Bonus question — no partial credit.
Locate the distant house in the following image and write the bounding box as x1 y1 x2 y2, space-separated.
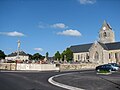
70 21 120 64
5 51 29 61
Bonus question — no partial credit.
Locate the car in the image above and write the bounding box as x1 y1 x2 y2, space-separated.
95 64 118 72
108 63 120 68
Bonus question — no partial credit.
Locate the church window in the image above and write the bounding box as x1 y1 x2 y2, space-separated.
94 51 99 60
109 53 111 59
115 53 117 59
78 55 80 60
86 53 89 59
103 32 107 37
81 54 83 60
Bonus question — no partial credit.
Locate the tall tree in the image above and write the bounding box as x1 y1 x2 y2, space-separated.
54 51 61 61
65 48 73 62
61 50 66 61
46 52 49 59
0 50 6 59
62 48 73 62
32 53 42 60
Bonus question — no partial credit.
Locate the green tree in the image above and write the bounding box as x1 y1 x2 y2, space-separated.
32 53 42 60
0 50 6 59
65 48 73 62
46 52 49 59
54 51 61 61
61 50 66 61
61 48 73 62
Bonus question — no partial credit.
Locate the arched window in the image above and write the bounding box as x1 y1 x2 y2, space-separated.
94 52 99 60
86 53 89 59
115 53 117 59
103 32 107 37
109 53 111 59
78 55 80 60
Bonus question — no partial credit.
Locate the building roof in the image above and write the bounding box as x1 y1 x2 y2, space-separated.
70 42 120 53
70 43 93 53
105 42 120 50
7 51 28 57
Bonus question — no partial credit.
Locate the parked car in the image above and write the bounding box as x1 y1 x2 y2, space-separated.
108 63 120 68
95 64 119 72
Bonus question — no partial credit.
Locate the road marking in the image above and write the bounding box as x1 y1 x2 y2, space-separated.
48 72 85 90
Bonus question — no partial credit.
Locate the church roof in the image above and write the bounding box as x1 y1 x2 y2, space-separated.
70 43 93 53
105 42 120 50
98 42 108 50
70 42 120 53
7 51 28 57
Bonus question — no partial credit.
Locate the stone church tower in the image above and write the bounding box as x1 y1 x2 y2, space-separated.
99 20 115 43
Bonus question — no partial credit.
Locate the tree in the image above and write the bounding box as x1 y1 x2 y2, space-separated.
32 53 42 60
65 48 73 62
46 52 49 59
54 51 61 61
61 48 73 62
61 50 66 61
0 50 6 59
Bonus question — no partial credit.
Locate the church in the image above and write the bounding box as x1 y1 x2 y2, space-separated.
70 21 120 64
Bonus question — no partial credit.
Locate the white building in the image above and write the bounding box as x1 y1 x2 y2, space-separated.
5 51 29 61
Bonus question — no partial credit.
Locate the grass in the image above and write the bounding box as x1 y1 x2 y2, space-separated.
98 70 110 73
97 70 111 75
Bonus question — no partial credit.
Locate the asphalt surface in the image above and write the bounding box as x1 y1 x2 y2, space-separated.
54 71 120 90
0 71 67 90
0 70 120 90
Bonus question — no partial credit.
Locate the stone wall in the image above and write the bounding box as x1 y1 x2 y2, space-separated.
0 63 16 70
59 63 99 71
0 63 99 71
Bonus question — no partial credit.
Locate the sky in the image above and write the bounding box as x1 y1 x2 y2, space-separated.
0 0 120 56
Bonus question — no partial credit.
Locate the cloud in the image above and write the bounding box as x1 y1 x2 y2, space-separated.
51 23 68 29
57 29 81 37
38 22 49 29
34 48 43 52
38 22 68 29
78 0 96 4
0 31 25 37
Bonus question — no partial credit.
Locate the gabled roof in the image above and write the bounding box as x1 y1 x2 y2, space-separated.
70 42 120 53
98 42 108 50
105 42 120 50
8 51 28 57
70 43 93 53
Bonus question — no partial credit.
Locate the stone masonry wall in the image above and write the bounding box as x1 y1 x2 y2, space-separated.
59 63 100 71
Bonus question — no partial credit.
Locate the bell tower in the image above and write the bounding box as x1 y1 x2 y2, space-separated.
99 20 115 43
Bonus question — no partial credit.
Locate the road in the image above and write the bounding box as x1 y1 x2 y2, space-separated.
0 71 66 90
53 71 120 90
0 70 120 90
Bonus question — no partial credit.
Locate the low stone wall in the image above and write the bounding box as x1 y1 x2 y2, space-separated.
0 63 99 71
59 63 99 71
0 63 16 70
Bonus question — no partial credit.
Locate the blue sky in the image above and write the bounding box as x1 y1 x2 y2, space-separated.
0 0 120 56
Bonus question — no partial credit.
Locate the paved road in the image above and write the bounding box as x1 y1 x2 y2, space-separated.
0 71 66 90
0 70 120 90
54 71 120 90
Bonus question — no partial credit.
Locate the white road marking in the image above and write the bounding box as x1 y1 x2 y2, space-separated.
48 72 87 90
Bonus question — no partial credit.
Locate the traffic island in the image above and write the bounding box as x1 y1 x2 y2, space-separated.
96 70 112 75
